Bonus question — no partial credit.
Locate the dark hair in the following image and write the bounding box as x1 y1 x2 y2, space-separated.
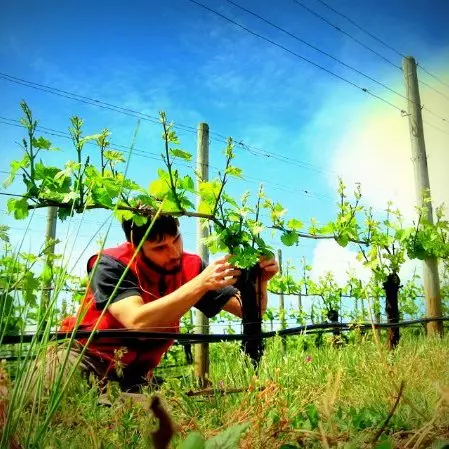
121 215 179 246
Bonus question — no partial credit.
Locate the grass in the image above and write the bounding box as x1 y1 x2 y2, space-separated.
2 330 449 448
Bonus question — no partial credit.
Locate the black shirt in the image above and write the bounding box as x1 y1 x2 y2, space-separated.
90 255 238 318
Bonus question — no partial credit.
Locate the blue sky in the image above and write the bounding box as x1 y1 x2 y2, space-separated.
1 0 449 306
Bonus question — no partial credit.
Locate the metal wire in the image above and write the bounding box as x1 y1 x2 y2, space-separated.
2 316 448 345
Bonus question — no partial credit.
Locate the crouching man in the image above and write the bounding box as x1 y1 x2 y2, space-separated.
46 214 278 392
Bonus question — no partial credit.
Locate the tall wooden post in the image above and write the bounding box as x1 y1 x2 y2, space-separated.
194 123 210 386
278 249 286 330
40 206 58 326
278 249 286 351
403 56 443 336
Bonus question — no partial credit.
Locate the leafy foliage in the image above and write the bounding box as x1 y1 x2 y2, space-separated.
5 103 449 273
3 103 279 268
0 227 84 334
3 101 449 318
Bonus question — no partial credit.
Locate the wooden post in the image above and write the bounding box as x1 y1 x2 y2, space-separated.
40 206 58 326
403 56 443 336
277 250 286 330
278 249 286 350
194 123 210 386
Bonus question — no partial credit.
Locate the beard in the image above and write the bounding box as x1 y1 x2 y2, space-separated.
140 253 182 275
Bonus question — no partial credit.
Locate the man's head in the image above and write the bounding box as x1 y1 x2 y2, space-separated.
122 215 182 273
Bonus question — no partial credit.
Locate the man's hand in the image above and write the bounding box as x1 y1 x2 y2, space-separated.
198 255 241 291
259 256 279 283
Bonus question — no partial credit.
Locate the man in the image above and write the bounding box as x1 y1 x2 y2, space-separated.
58 215 278 392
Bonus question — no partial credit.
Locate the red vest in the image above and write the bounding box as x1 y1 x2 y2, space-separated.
61 242 202 374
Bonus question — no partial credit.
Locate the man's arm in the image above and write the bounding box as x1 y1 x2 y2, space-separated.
222 294 242 317
222 281 268 318
108 256 239 330
209 257 277 319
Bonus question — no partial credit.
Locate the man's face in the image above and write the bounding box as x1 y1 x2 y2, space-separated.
141 233 183 273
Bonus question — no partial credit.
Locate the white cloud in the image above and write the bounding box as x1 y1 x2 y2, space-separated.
329 61 449 222
331 108 416 218
310 56 449 287
311 238 422 290
310 239 370 286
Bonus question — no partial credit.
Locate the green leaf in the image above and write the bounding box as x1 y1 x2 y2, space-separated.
318 222 335 235
205 423 249 449
2 173 15 189
198 200 214 215
65 160 82 172
335 233 349 247
178 432 205 449
180 175 195 192
247 220 264 235
119 177 142 192
3 154 30 188
54 168 72 182
7 197 29 220
201 234 223 254
133 215 148 226
114 209 134 222
149 178 170 197
161 197 181 213
22 271 39 306
165 130 180 144
180 196 195 210
229 247 259 269
80 134 103 145
287 218 303 231
32 136 54 150
157 168 169 179
103 150 125 164
58 207 73 221
91 187 114 208
34 162 61 181
199 181 221 200
130 194 157 209
364 258 379 270
225 166 243 178
0 225 9 243
222 193 238 208
169 148 192 160
271 203 286 220
281 231 298 247
102 177 122 198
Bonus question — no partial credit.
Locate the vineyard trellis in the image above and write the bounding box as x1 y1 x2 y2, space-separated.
1 101 449 364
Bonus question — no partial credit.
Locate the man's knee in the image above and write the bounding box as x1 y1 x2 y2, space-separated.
23 342 86 400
